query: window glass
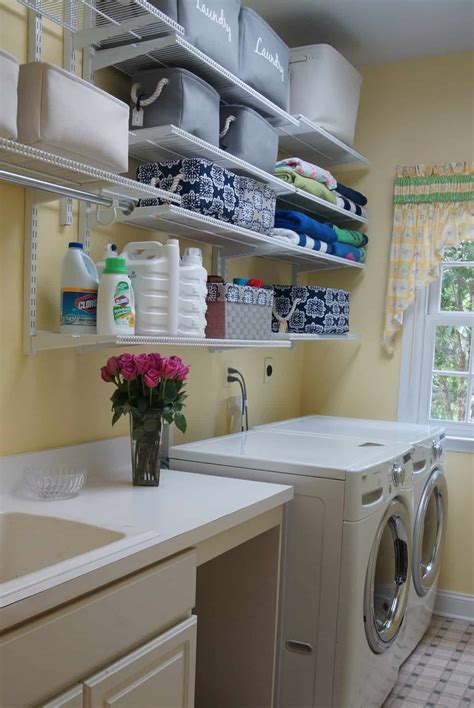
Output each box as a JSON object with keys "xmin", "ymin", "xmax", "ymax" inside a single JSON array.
[
  {"xmin": 440, "ymin": 266, "xmax": 474, "ymax": 312},
  {"xmin": 430, "ymin": 375, "xmax": 469, "ymax": 422},
  {"xmin": 433, "ymin": 325, "xmax": 471, "ymax": 372}
]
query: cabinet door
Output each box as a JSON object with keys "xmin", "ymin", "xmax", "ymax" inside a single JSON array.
[
  {"xmin": 43, "ymin": 685, "xmax": 83, "ymax": 707},
  {"xmin": 83, "ymin": 617, "xmax": 196, "ymax": 708}
]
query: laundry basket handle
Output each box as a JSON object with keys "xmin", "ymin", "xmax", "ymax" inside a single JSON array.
[
  {"xmin": 273, "ymin": 298, "xmax": 302, "ymax": 334},
  {"xmin": 150, "ymin": 172, "xmax": 184, "ymax": 203},
  {"xmin": 131, "ymin": 78, "xmax": 170, "ymax": 108},
  {"xmin": 219, "ymin": 115, "xmax": 237, "ymax": 139}
]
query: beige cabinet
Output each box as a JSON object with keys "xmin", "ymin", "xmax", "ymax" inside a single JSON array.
[
  {"xmin": 43, "ymin": 686, "xmax": 84, "ymax": 708},
  {"xmin": 83, "ymin": 617, "xmax": 197, "ymax": 708}
]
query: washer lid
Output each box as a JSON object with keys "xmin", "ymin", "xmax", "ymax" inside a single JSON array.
[
  {"xmin": 364, "ymin": 499, "xmax": 412, "ymax": 654},
  {"xmin": 413, "ymin": 468, "xmax": 448, "ymax": 597},
  {"xmin": 256, "ymin": 415, "xmax": 445, "ymax": 447},
  {"xmin": 170, "ymin": 430, "xmax": 412, "ymax": 480}
]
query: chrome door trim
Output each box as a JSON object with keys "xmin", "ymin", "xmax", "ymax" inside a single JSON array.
[
  {"xmin": 413, "ymin": 467, "xmax": 448, "ymax": 597},
  {"xmin": 364, "ymin": 498, "xmax": 412, "ymax": 654}
]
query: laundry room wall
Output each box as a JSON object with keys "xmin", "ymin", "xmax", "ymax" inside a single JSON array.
[
  {"xmin": 0, "ymin": 0, "xmax": 304, "ymax": 456},
  {"xmin": 300, "ymin": 51, "xmax": 474, "ymax": 596}
]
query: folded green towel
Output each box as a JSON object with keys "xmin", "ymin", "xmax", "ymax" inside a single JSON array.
[
  {"xmin": 275, "ymin": 166, "xmax": 337, "ymax": 204},
  {"xmin": 333, "ymin": 226, "xmax": 369, "ymax": 247}
]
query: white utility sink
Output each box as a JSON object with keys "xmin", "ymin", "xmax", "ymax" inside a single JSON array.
[{"xmin": 0, "ymin": 512, "xmax": 125, "ymax": 583}]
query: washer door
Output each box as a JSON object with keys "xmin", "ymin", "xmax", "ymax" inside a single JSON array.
[
  {"xmin": 364, "ymin": 499, "xmax": 411, "ymax": 654},
  {"xmin": 413, "ymin": 467, "xmax": 448, "ymax": 597}
]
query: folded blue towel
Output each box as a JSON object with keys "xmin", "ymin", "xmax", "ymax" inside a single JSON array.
[
  {"xmin": 336, "ymin": 194, "xmax": 367, "ymax": 218},
  {"xmin": 332, "ymin": 242, "xmax": 367, "ymax": 262},
  {"xmin": 336, "ymin": 183, "xmax": 368, "ymax": 207},
  {"xmin": 274, "ymin": 210, "xmax": 338, "ymax": 244}
]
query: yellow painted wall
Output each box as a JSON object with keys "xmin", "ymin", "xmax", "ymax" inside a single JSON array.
[
  {"xmin": 300, "ymin": 52, "xmax": 474, "ymax": 595},
  {"xmin": 0, "ymin": 2, "xmax": 472, "ymax": 595},
  {"xmin": 0, "ymin": 1, "xmax": 304, "ymax": 455}
]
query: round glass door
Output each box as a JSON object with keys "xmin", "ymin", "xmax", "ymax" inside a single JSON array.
[
  {"xmin": 364, "ymin": 499, "xmax": 411, "ymax": 654},
  {"xmin": 413, "ymin": 468, "xmax": 448, "ymax": 597}
]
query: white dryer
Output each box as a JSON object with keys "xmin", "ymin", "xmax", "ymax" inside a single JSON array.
[
  {"xmin": 170, "ymin": 430, "xmax": 414, "ymax": 708},
  {"xmin": 256, "ymin": 415, "xmax": 448, "ymax": 661}
]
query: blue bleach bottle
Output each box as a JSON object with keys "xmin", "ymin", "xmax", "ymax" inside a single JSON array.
[{"xmin": 60, "ymin": 242, "xmax": 99, "ymax": 334}]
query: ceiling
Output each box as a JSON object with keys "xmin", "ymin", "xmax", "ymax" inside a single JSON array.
[{"xmin": 244, "ymin": 0, "xmax": 474, "ymax": 65}]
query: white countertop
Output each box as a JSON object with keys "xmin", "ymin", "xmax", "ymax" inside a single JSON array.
[{"xmin": 0, "ymin": 437, "xmax": 293, "ymax": 630}]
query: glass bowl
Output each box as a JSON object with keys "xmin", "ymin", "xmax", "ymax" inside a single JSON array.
[{"xmin": 24, "ymin": 466, "xmax": 87, "ymax": 500}]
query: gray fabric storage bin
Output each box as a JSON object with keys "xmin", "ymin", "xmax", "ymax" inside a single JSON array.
[
  {"xmin": 130, "ymin": 67, "xmax": 220, "ymax": 146},
  {"xmin": 238, "ymin": 7, "xmax": 290, "ymax": 109},
  {"xmin": 151, "ymin": 0, "xmax": 240, "ymax": 74},
  {"xmin": 220, "ymin": 105, "xmax": 278, "ymax": 174}
]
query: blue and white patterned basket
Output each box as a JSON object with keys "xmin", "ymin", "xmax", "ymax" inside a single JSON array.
[
  {"xmin": 206, "ymin": 282, "xmax": 274, "ymax": 339},
  {"xmin": 136, "ymin": 159, "xmax": 276, "ymax": 235},
  {"xmin": 272, "ymin": 285, "xmax": 350, "ymax": 335}
]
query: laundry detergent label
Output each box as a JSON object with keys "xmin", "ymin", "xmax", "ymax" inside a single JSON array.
[
  {"xmin": 61, "ymin": 288, "xmax": 97, "ymax": 327},
  {"xmin": 113, "ymin": 281, "xmax": 135, "ymax": 328}
]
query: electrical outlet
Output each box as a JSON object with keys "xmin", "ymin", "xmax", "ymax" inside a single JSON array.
[{"xmin": 264, "ymin": 357, "xmax": 274, "ymax": 384}]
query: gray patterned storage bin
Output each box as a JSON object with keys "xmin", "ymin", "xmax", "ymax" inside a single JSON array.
[
  {"xmin": 272, "ymin": 285, "xmax": 350, "ymax": 335},
  {"xmin": 151, "ymin": 0, "xmax": 241, "ymax": 74},
  {"xmin": 206, "ymin": 283, "xmax": 274, "ymax": 339},
  {"xmin": 238, "ymin": 7, "xmax": 290, "ymax": 109},
  {"xmin": 220, "ymin": 104, "xmax": 279, "ymax": 174},
  {"xmin": 130, "ymin": 68, "xmax": 220, "ymax": 146}
]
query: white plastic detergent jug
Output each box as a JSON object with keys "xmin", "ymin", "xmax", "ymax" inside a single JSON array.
[
  {"xmin": 96, "ymin": 243, "xmax": 117, "ymax": 277},
  {"xmin": 60, "ymin": 242, "xmax": 99, "ymax": 334},
  {"xmin": 120, "ymin": 240, "xmax": 180, "ymax": 336},
  {"xmin": 178, "ymin": 248, "xmax": 208, "ymax": 338},
  {"xmin": 97, "ymin": 257, "xmax": 135, "ymax": 336}
]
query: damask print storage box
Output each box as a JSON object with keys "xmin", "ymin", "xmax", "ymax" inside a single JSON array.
[
  {"xmin": 137, "ymin": 159, "xmax": 276, "ymax": 235},
  {"xmin": 206, "ymin": 282, "xmax": 274, "ymax": 339},
  {"xmin": 272, "ymin": 285, "xmax": 351, "ymax": 335}
]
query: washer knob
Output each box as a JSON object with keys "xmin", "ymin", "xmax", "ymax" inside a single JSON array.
[
  {"xmin": 392, "ymin": 463, "xmax": 405, "ymax": 486},
  {"xmin": 432, "ymin": 440, "xmax": 442, "ymax": 459}
]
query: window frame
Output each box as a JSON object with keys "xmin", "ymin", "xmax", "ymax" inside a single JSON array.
[{"xmin": 398, "ymin": 253, "xmax": 474, "ymax": 454}]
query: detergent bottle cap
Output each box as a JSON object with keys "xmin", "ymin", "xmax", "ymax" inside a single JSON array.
[{"xmin": 103, "ymin": 257, "xmax": 128, "ymax": 275}]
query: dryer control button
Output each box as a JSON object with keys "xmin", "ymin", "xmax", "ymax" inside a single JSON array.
[
  {"xmin": 392, "ymin": 463, "xmax": 405, "ymax": 486},
  {"xmin": 432, "ymin": 440, "xmax": 443, "ymax": 459}
]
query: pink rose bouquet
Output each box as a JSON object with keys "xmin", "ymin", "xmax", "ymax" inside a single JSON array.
[{"xmin": 100, "ymin": 352, "xmax": 189, "ymax": 434}]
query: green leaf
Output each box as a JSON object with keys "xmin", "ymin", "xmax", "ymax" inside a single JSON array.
[
  {"xmin": 174, "ymin": 413, "xmax": 187, "ymax": 434},
  {"xmin": 163, "ymin": 412, "xmax": 174, "ymax": 425},
  {"xmin": 112, "ymin": 409, "xmax": 123, "ymax": 426}
]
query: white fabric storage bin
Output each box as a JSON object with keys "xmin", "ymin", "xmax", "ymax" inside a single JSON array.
[
  {"xmin": 0, "ymin": 50, "xmax": 19, "ymax": 139},
  {"xmin": 17, "ymin": 63, "xmax": 129, "ymax": 173},
  {"xmin": 238, "ymin": 7, "xmax": 289, "ymax": 110},
  {"xmin": 151, "ymin": 0, "xmax": 241, "ymax": 74},
  {"xmin": 289, "ymin": 44, "xmax": 362, "ymax": 146}
]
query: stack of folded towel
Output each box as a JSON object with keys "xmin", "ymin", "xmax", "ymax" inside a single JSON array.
[
  {"xmin": 272, "ymin": 210, "xmax": 368, "ymax": 263},
  {"xmin": 274, "ymin": 160, "xmax": 369, "ymax": 220}
]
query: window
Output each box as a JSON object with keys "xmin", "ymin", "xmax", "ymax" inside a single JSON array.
[{"xmin": 398, "ymin": 241, "xmax": 474, "ymax": 452}]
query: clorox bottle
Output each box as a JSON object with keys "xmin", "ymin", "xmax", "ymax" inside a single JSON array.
[
  {"xmin": 97, "ymin": 257, "xmax": 135, "ymax": 336},
  {"xmin": 60, "ymin": 242, "xmax": 99, "ymax": 334}
]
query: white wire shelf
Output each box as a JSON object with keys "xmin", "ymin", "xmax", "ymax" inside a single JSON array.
[
  {"xmin": 30, "ymin": 331, "xmax": 292, "ymax": 353},
  {"xmin": 278, "ymin": 189, "xmax": 368, "ymax": 226},
  {"xmin": 93, "ymin": 33, "xmax": 299, "ymax": 128},
  {"xmin": 0, "ymin": 138, "xmax": 180, "ymax": 205},
  {"xmin": 129, "ymin": 125, "xmax": 292, "ymax": 196},
  {"xmin": 18, "ymin": 0, "xmax": 183, "ymax": 47},
  {"xmin": 119, "ymin": 204, "xmax": 366, "ymax": 272},
  {"xmin": 278, "ymin": 115, "xmax": 370, "ymax": 168},
  {"xmin": 272, "ymin": 332, "xmax": 361, "ymax": 342}
]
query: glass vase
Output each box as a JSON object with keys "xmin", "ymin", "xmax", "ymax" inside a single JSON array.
[{"xmin": 130, "ymin": 410, "xmax": 162, "ymax": 487}]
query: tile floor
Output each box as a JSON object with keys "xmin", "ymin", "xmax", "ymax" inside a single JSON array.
[{"xmin": 384, "ymin": 616, "xmax": 474, "ymax": 707}]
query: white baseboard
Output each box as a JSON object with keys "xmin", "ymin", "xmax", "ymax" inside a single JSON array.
[{"xmin": 435, "ymin": 590, "xmax": 474, "ymax": 621}]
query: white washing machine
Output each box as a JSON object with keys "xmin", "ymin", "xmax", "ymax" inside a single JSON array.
[
  {"xmin": 256, "ymin": 415, "xmax": 448, "ymax": 662},
  {"xmin": 170, "ymin": 430, "xmax": 414, "ymax": 707}
]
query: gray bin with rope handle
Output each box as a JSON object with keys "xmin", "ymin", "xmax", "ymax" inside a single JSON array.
[
  {"xmin": 219, "ymin": 104, "xmax": 279, "ymax": 174},
  {"xmin": 130, "ymin": 67, "xmax": 220, "ymax": 146},
  {"xmin": 150, "ymin": 0, "xmax": 241, "ymax": 74}
]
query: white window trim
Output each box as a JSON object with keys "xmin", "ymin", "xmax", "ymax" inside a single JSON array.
[{"xmin": 398, "ymin": 276, "xmax": 474, "ymax": 454}]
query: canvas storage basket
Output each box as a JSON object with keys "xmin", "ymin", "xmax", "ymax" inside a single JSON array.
[
  {"xmin": 152, "ymin": 0, "xmax": 241, "ymax": 74},
  {"xmin": 206, "ymin": 282, "xmax": 273, "ymax": 339},
  {"xmin": 238, "ymin": 7, "xmax": 290, "ymax": 109},
  {"xmin": 130, "ymin": 67, "xmax": 220, "ymax": 146},
  {"xmin": 220, "ymin": 104, "xmax": 279, "ymax": 174},
  {"xmin": 17, "ymin": 63, "xmax": 129, "ymax": 173},
  {"xmin": 272, "ymin": 285, "xmax": 350, "ymax": 335},
  {"xmin": 0, "ymin": 50, "xmax": 19, "ymax": 140},
  {"xmin": 289, "ymin": 44, "xmax": 362, "ymax": 146},
  {"xmin": 137, "ymin": 159, "xmax": 276, "ymax": 235}
]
